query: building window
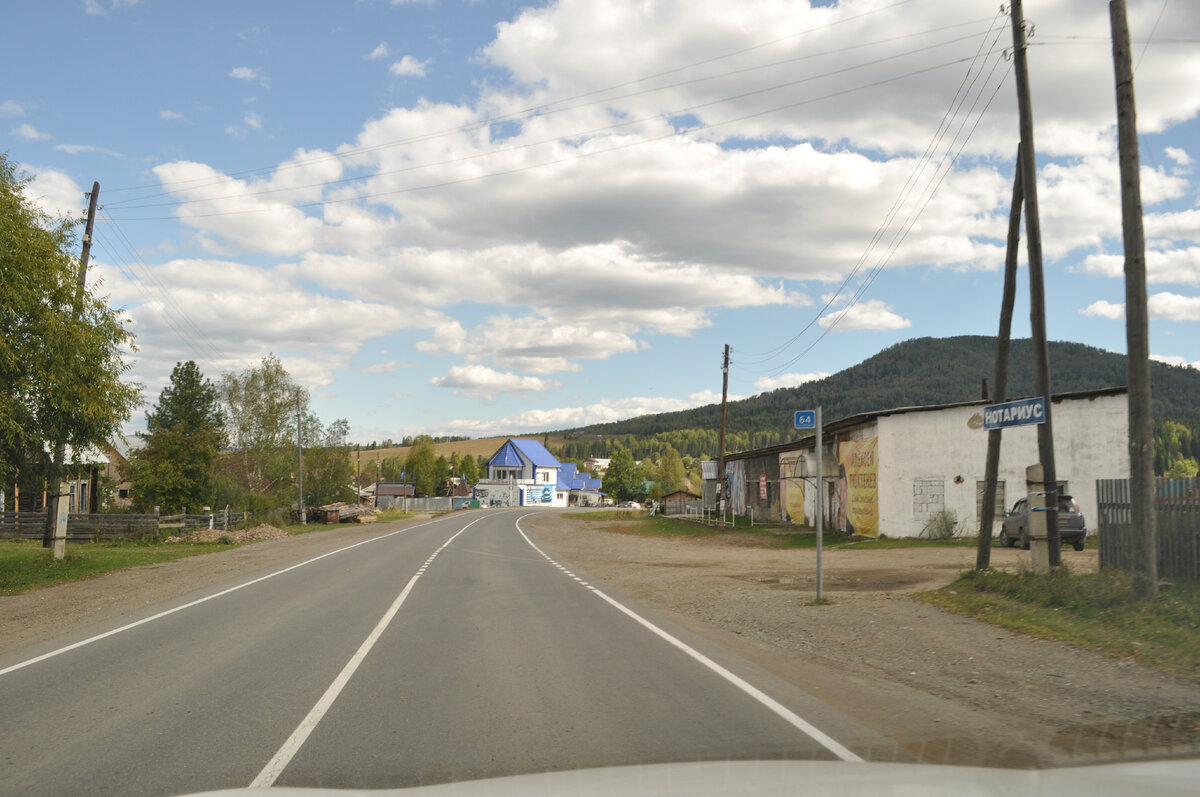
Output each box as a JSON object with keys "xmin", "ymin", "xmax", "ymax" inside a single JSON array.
[
  {"xmin": 913, "ymin": 478, "xmax": 944, "ymax": 521},
  {"xmin": 976, "ymin": 481, "xmax": 1007, "ymax": 522}
]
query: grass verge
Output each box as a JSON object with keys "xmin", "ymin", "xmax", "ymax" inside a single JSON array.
[
  {"xmin": 919, "ymin": 568, "xmax": 1200, "ymax": 681},
  {"xmin": 0, "ymin": 539, "xmax": 238, "ymax": 596}
]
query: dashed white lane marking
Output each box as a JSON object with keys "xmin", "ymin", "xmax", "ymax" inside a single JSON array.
[
  {"xmin": 513, "ymin": 515, "xmax": 863, "ymax": 764},
  {"xmin": 251, "ymin": 516, "xmax": 485, "ymax": 787},
  {"xmin": 0, "ymin": 516, "xmax": 453, "ymax": 679}
]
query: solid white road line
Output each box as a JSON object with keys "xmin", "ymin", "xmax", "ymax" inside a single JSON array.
[
  {"xmin": 250, "ymin": 516, "xmax": 484, "ymax": 787},
  {"xmin": 0, "ymin": 516, "xmax": 449, "ymax": 679},
  {"xmin": 514, "ymin": 516, "xmax": 863, "ymax": 763}
]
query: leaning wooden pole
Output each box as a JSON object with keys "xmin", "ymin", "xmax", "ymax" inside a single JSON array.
[
  {"xmin": 976, "ymin": 146, "xmax": 1024, "ymax": 571},
  {"xmin": 1010, "ymin": 0, "xmax": 1062, "ymax": 566},
  {"xmin": 1109, "ymin": 0, "xmax": 1157, "ymax": 597}
]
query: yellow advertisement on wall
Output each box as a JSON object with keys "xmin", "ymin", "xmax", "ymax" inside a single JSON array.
[
  {"xmin": 778, "ymin": 452, "xmax": 807, "ymax": 526},
  {"xmin": 838, "ymin": 437, "xmax": 878, "ymax": 537}
]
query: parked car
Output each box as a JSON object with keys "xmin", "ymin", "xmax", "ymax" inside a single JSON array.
[
  {"xmin": 999, "ymin": 494, "xmax": 1087, "ymax": 551},
  {"xmin": 616, "ymin": 501, "xmax": 642, "ymax": 509}
]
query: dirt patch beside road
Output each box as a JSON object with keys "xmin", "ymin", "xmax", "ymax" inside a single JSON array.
[{"xmin": 524, "ymin": 515, "xmax": 1200, "ymax": 768}]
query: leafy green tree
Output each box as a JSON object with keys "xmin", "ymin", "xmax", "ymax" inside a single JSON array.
[
  {"xmin": 303, "ymin": 418, "xmax": 354, "ymax": 506},
  {"xmin": 659, "ymin": 445, "xmax": 687, "ymax": 493},
  {"xmin": 434, "ymin": 454, "xmax": 451, "ymax": 495},
  {"xmin": 0, "ymin": 155, "xmax": 140, "ymax": 538},
  {"xmin": 405, "ymin": 436, "xmax": 438, "ymax": 496},
  {"xmin": 602, "ymin": 448, "xmax": 644, "ymax": 502},
  {"xmin": 218, "ymin": 354, "xmax": 316, "ymax": 510},
  {"xmin": 459, "ymin": 453, "xmax": 480, "ymax": 486},
  {"xmin": 126, "ymin": 361, "xmax": 224, "ymax": 513}
]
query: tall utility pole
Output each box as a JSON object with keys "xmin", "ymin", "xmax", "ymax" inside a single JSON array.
[
  {"xmin": 297, "ymin": 391, "xmax": 306, "ymax": 525},
  {"xmin": 1110, "ymin": 0, "xmax": 1156, "ymax": 597},
  {"xmin": 976, "ymin": 147, "xmax": 1024, "ymax": 571},
  {"xmin": 716, "ymin": 344, "xmax": 730, "ymax": 528},
  {"xmin": 1010, "ymin": 0, "xmax": 1061, "ymax": 566},
  {"xmin": 43, "ymin": 182, "xmax": 100, "ymax": 557}
]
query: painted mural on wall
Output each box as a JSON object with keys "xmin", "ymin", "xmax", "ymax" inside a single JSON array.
[
  {"xmin": 778, "ymin": 451, "xmax": 807, "ymax": 526},
  {"xmin": 521, "ymin": 485, "xmax": 556, "ymax": 506},
  {"xmin": 838, "ymin": 437, "xmax": 878, "ymax": 537},
  {"xmin": 726, "ymin": 460, "xmax": 747, "ymax": 516}
]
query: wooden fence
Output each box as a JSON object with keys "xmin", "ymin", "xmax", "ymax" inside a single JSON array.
[
  {"xmin": 0, "ymin": 508, "xmax": 250, "ymax": 542},
  {"xmin": 1097, "ymin": 478, "xmax": 1200, "ymax": 580}
]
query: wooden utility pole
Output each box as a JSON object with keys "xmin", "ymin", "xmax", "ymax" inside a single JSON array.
[
  {"xmin": 43, "ymin": 182, "xmax": 100, "ymax": 557},
  {"xmin": 1110, "ymin": 0, "xmax": 1157, "ymax": 597},
  {"xmin": 716, "ymin": 344, "xmax": 730, "ymax": 528},
  {"xmin": 976, "ymin": 147, "xmax": 1024, "ymax": 570},
  {"xmin": 297, "ymin": 391, "xmax": 306, "ymax": 525},
  {"xmin": 1010, "ymin": 0, "xmax": 1061, "ymax": 566}
]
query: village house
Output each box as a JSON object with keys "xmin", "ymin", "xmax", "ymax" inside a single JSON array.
[{"xmin": 705, "ymin": 387, "xmax": 1129, "ymax": 538}]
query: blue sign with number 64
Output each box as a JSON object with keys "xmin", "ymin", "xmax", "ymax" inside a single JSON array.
[{"xmin": 794, "ymin": 410, "xmax": 816, "ymax": 429}]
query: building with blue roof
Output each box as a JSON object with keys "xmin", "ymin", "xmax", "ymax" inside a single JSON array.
[{"xmin": 473, "ymin": 438, "xmax": 570, "ymax": 507}]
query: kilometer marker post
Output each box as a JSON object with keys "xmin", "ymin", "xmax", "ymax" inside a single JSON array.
[{"xmin": 795, "ymin": 408, "xmax": 822, "ymax": 602}]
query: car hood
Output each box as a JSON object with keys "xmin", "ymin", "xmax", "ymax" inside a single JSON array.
[{"xmin": 189, "ymin": 758, "xmax": 1200, "ymax": 796}]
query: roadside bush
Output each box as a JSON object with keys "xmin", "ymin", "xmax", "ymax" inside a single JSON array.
[{"xmin": 919, "ymin": 509, "xmax": 958, "ymax": 540}]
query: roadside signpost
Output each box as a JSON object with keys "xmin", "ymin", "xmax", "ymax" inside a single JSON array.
[
  {"xmin": 795, "ymin": 408, "xmax": 823, "ymax": 601},
  {"xmin": 983, "ymin": 395, "xmax": 1047, "ymax": 431}
]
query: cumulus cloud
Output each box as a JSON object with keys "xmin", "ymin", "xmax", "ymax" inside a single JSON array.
[
  {"xmin": 21, "ymin": 166, "xmax": 85, "ymax": 219},
  {"xmin": 14, "ymin": 123, "xmax": 50, "ymax": 140},
  {"xmin": 389, "ymin": 56, "xmax": 429, "ymax": 78},
  {"xmin": 819, "ymin": 299, "xmax": 911, "ymax": 332},
  {"xmin": 430, "ymin": 365, "xmax": 558, "ymax": 397},
  {"xmin": 1151, "ymin": 354, "xmax": 1200, "ymax": 370},
  {"xmin": 0, "ymin": 100, "xmax": 24, "ymax": 117},
  {"xmin": 754, "ymin": 372, "xmax": 830, "ymax": 392},
  {"xmin": 1081, "ymin": 293, "xmax": 1200, "ymax": 322},
  {"xmin": 1081, "ymin": 300, "xmax": 1124, "ymax": 320},
  {"xmin": 160, "ymin": 109, "xmax": 185, "ymax": 120},
  {"xmin": 366, "ymin": 43, "xmax": 391, "ymax": 61},
  {"xmin": 1165, "ymin": 147, "xmax": 1192, "ymax": 167}
]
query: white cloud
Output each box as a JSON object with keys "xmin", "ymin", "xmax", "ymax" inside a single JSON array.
[
  {"xmin": 54, "ymin": 143, "xmax": 122, "ymax": 156},
  {"xmin": 228, "ymin": 66, "xmax": 268, "ymax": 87},
  {"xmin": 1149, "ymin": 292, "xmax": 1200, "ymax": 321},
  {"xmin": 1078, "ymin": 248, "xmax": 1200, "ymax": 286},
  {"xmin": 1080, "ymin": 300, "xmax": 1124, "ymax": 320},
  {"xmin": 244, "ymin": 112, "xmax": 264, "ymax": 130},
  {"xmin": 14, "ymin": 123, "xmax": 50, "ymax": 140},
  {"xmin": 1081, "ymin": 293, "xmax": 1200, "ymax": 322},
  {"xmin": 366, "ymin": 43, "xmax": 391, "ymax": 61},
  {"xmin": 1165, "ymin": 147, "xmax": 1192, "ymax": 167},
  {"xmin": 389, "ymin": 55, "xmax": 429, "ymax": 78},
  {"xmin": 754, "ymin": 372, "xmax": 830, "ymax": 393},
  {"xmin": 0, "ymin": 100, "xmax": 24, "ymax": 117},
  {"xmin": 361, "ymin": 359, "xmax": 416, "ymax": 375},
  {"xmin": 160, "ymin": 109, "xmax": 184, "ymax": 120},
  {"xmin": 430, "ymin": 365, "xmax": 558, "ymax": 397},
  {"xmin": 21, "ymin": 166, "xmax": 85, "ymax": 219},
  {"xmin": 1150, "ymin": 354, "xmax": 1200, "ymax": 370},
  {"xmin": 819, "ymin": 299, "xmax": 911, "ymax": 332}
]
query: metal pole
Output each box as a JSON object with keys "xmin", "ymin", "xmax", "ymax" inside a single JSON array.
[
  {"xmin": 816, "ymin": 406, "xmax": 823, "ymax": 602},
  {"xmin": 717, "ymin": 344, "xmax": 730, "ymax": 528}
]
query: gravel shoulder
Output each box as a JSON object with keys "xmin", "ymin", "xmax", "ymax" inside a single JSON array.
[{"xmin": 524, "ymin": 514, "xmax": 1200, "ymax": 768}]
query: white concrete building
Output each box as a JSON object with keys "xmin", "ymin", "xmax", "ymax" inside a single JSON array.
[{"xmin": 719, "ymin": 388, "xmax": 1129, "ymax": 538}]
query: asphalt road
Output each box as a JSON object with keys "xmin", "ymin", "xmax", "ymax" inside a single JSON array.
[{"xmin": 0, "ymin": 510, "xmax": 881, "ymax": 796}]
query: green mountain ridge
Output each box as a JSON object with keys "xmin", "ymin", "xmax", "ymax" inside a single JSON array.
[{"xmin": 562, "ymin": 336, "xmax": 1200, "ymax": 442}]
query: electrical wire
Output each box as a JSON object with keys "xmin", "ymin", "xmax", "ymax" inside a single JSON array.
[{"xmin": 737, "ymin": 7, "xmax": 1009, "ymax": 368}]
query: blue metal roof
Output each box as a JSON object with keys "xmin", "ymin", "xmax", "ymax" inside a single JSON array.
[
  {"xmin": 507, "ymin": 438, "xmax": 561, "ymax": 468},
  {"xmin": 489, "ymin": 440, "xmax": 524, "ymax": 468}
]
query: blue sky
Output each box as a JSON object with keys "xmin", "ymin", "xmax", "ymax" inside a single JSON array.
[{"xmin": 4, "ymin": 0, "xmax": 1198, "ymax": 445}]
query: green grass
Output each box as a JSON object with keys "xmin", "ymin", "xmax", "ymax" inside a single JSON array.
[
  {"xmin": 0, "ymin": 539, "xmax": 238, "ymax": 595},
  {"xmin": 920, "ymin": 568, "xmax": 1200, "ymax": 681}
]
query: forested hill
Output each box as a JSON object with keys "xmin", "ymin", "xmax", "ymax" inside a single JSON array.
[{"xmin": 568, "ymin": 336, "xmax": 1200, "ymax": 441}]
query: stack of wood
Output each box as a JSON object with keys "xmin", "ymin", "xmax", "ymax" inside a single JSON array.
[{"xmin": 310, "ymin": 502, "xmax": 378, "ymax": 524}]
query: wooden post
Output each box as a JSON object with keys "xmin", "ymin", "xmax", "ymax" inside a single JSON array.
[
  {"xmin": 1110, "ymin": 0, "xmax": 1157, "ymax": 597},
  {"xmin": 716, "ymin": 344, "xmax": 730, "ymax": 528},
  {"xmin": 977, "ymin": 145, "xmax": 1024, "ymax": 570},
  {"xmin": 1010, "ymin": 0, "xmax": 1061, "ymax": 566}
]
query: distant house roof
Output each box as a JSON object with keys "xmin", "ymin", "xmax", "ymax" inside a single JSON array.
[
  {"xmin": 556, "ymin": 462, "xmax": 603, "ymax": 492},
  {"xmin": 489, "ymin": 438, "xmax": 562, "ymax": 470},
  {"xmin": 376, "ymin": 482, "xmax": 416, "ymax": 497},
  {"xmin": 663, "ymin": 490, "xmax": 701, "ymax": 500}
]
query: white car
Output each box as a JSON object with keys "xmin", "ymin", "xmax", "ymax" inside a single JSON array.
[{"xmin": 615, "ymin": 501, "xmax": 642, "ymax": 509}]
